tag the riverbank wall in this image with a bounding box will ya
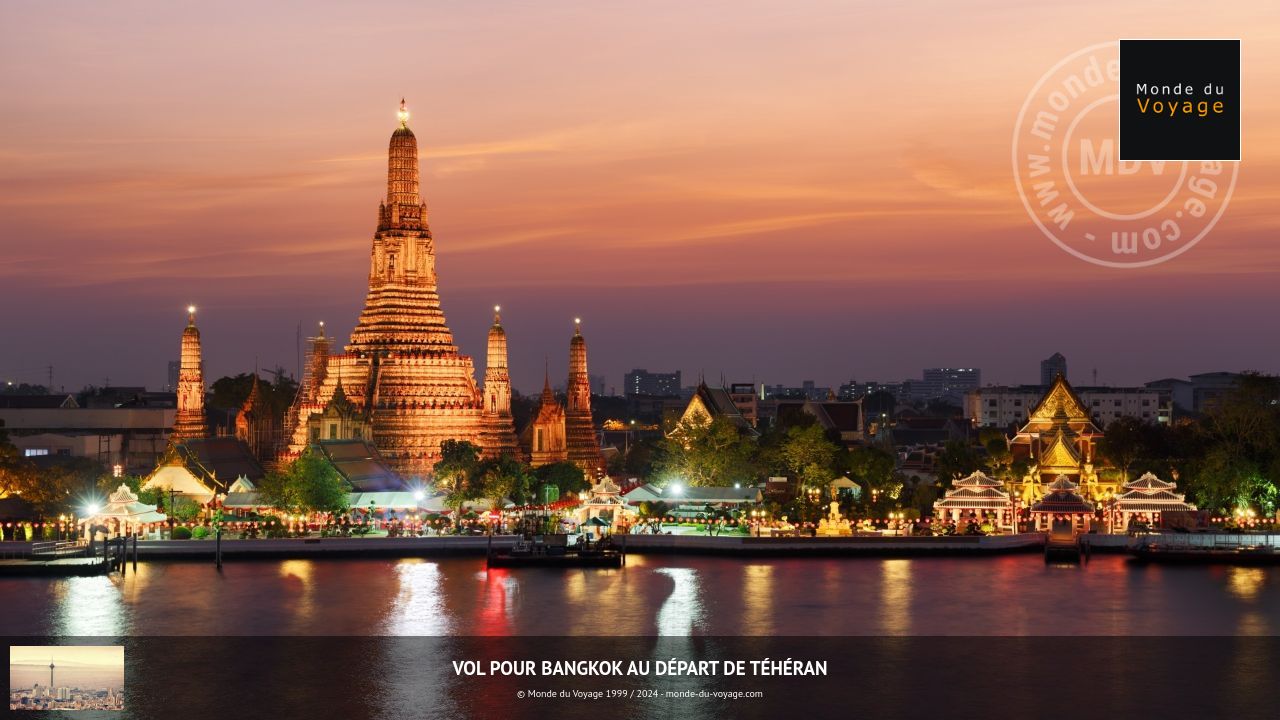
[0,533,1068,561]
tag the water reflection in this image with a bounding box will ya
[654,568,705,636]
[741,565,774,636]
[476,568,518,636]
[877,560,912,635]
[52,576,127,636]
[383,561,452,635]
[1226,567,1266,600]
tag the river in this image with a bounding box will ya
[3,554,1277,636]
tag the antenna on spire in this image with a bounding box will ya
[187,305,197,324]
[493,305,501,324]
[397,98,409,128]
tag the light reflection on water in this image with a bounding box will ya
[654,567,705,636]
[877,560,912,636]
[383,561,451,636]
[2,555,1278,637]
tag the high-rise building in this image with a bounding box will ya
[1040,352,1068,385]
[166,360,180,392]
[624,369,681,397]
[172,306,208,441]
[920,368,981,402]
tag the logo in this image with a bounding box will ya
[1013,42,1238,268]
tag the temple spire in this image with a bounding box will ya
[385,98,421,212]
[564,317,603,473]
[173,305,208,441]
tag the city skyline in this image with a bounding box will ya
[3,1,1280,393]
[9,646,124,693]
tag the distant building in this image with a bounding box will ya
[624,369,681,397]
[0,404,174,473]
[589,374,608,397]
[727,383,759,426]
[759,398,864,447]
[166,360,180,392]
[966,383,1169,428]
[763,380,830,401]
[919,368,981,403]
[1145,371,1244,415]
[837,380,913,403]
[1040,352,1068,385]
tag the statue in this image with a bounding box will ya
[816,501,852,537]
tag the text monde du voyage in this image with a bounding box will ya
[1135,83,1228,118]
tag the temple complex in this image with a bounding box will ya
[564,320,605,475]
[283,101,517,475]
[1008,373,1114,502]
[171,306,208,441]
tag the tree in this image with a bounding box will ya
[6,457,111,517]
[534,461,589,498]
[1184,373,1280,515]
[933,440,982,489]
[434,440,484,520]
[1099,416,1146,484]
[258,449,349,515]
[779,423,839,489]
[657,410,756,487]
[210,369,299,417]
[846,445,898,508]
[477,455,533,508]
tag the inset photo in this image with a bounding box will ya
[9,646,124,712]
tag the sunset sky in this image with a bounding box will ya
[2,0,1279,394]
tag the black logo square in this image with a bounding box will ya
[1119,39,1240,161]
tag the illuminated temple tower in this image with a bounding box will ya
[172,306,208,441]
[285,100,487,475]
[480,306,521,459]
[564,319,605,474]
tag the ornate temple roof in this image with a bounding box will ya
[1027,373,1091,424]
[1122,472,1177,491]
[534,370,565,423]
[934,471,1012,509]
[1031,475,1093,514]
[1112,472,1197,512]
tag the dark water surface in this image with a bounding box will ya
[4,554,1278,636]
